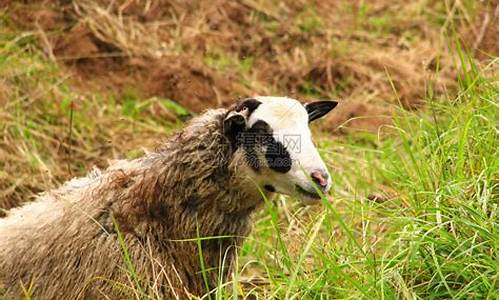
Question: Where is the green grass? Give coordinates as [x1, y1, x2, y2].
[112, 215, 147, 299]
[235, 55, 498, 299]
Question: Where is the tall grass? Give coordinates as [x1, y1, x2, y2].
[236, 56, 498, 299]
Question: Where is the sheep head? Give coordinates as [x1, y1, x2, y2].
[223, 96, 337, 204]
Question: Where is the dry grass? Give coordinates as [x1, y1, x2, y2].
[7, 1, 497, 123]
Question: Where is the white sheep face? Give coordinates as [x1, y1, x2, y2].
[224, 96, 337, 203]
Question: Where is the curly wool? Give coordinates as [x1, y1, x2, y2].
[0, 109, 267, 299]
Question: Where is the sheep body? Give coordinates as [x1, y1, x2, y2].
[0, 109, 263, 299]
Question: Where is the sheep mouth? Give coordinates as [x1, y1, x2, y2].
[295, 185, 322, 200]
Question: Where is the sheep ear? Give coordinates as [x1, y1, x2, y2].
[304, 100, 338, 122]
[234, 98, 261, 113]
[223, 98, 262, 147]
[223, 98, 262, 146]
[223, 111, 247, 147]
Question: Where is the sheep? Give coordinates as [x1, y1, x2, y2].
[0, 96, 338, 299]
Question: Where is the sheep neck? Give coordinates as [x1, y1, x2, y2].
[115, 109, 264, 242]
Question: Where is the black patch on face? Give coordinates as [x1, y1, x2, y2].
[249, 120, 271, 133]
[238, 120, 270, 171]
[265, 139, 292, 173]
[238, 119, 292, 173]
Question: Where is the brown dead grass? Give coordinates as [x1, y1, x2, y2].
[7, 0, 497, 127]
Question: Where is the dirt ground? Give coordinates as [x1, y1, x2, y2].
[4, 0, 498, 132]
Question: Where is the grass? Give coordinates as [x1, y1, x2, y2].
[0, 1, 498, 299]
[234, 53, 498, 299]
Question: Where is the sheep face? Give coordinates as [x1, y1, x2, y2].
[223, 96, 337, 204]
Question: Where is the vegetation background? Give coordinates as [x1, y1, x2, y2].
[0, 0, 498, 299]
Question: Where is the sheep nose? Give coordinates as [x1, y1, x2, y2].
[311, 170, 329, 189]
